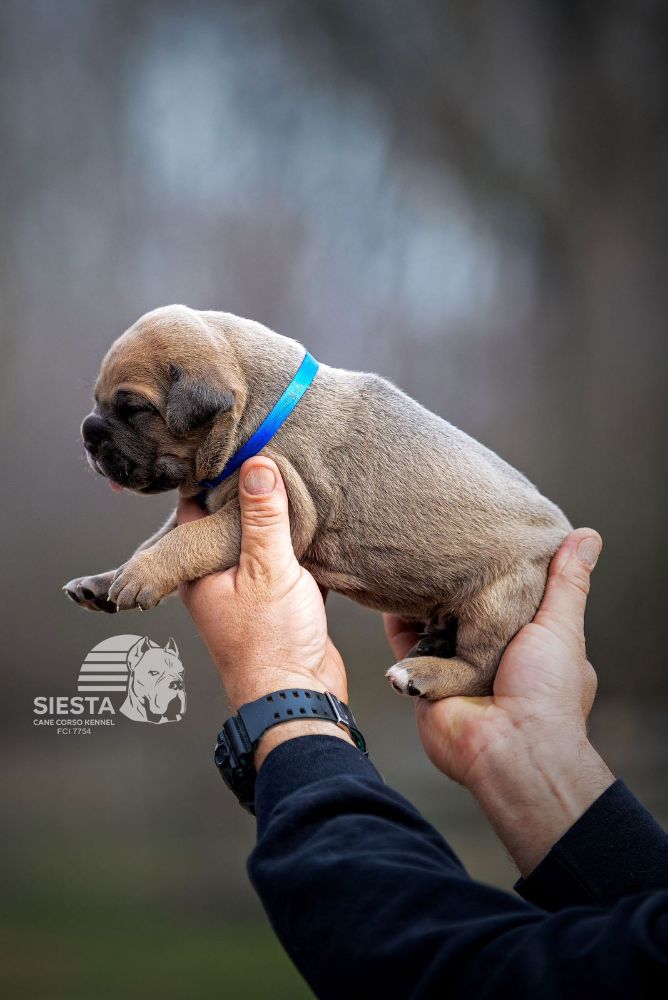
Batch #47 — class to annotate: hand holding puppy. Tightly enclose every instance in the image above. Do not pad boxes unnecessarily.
[180,456,614,874]
[385,529,615,875]
[178,458,352,766]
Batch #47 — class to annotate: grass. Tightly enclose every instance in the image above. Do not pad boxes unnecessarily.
[3,891,312,999]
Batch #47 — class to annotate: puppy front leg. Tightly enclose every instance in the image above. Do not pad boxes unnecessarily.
[107,453,319,611]
[63,510,177,613]
[108,501,243,611]
[133,510,179,554]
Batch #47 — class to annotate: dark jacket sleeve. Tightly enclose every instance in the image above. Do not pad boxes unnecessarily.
[516,779,668,911]
[247,735,668,1000]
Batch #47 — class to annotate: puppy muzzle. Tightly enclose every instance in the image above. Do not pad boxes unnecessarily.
[85,443,181,494]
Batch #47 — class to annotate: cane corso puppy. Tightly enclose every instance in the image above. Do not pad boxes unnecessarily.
[64,305,571,699]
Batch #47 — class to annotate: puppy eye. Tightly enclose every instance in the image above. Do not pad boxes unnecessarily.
[117,402,155,419]
[148,669,159,676]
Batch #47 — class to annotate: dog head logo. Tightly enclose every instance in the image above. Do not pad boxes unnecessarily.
[119,636,186,724]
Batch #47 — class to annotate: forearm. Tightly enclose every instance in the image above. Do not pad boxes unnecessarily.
[514,776,668,910]
[248,735,668,999]
[469,733,615,877]
[152,500,241,580]
[249,734,482,999]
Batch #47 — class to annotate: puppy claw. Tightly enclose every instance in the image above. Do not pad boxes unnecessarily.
[113,589,141,611]
[109,572,164,611]
[407,679,422,697]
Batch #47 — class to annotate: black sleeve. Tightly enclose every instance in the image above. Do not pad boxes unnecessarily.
[516,779,668,911]
[247,735,668,1000]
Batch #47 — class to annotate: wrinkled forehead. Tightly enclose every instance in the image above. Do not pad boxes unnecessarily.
[94,306,211,403]
[95,334,166,404]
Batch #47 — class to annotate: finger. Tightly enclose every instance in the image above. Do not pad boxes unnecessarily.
[176,496,207,525]
[238,458,295,580]
[534,528,602,637]
[384,613,421,661]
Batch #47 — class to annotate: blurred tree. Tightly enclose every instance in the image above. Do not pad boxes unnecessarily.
[266,0,668,691]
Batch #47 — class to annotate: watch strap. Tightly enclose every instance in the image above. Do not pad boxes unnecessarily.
[214,689,368,815]
[238,688,367,753]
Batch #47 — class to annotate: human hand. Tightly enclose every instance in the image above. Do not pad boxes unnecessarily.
[178,458,351,766]
[384,529,615,875]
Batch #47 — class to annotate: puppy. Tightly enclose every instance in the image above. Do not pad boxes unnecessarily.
[64,305,571,700]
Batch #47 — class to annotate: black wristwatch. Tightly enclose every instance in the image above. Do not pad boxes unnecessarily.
[214,688,368,814]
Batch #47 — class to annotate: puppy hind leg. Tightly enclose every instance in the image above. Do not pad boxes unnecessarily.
[386,616,464,698]
[410,617,459,659]
[387,654,488,699]
[386,562,547,700]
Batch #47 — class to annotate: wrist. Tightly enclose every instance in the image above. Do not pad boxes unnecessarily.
[220,669,328,713]
[469,728,615,877]
[214,687,362,813]
[254,719,354,770]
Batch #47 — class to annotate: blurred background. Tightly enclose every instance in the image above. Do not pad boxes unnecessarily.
[2,1,667,996]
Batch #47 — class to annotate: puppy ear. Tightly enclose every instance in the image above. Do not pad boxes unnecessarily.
[166,364,235,436]
[127,636,152,672]
[165,636,179,657]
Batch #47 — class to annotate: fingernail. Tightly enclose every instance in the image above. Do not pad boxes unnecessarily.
[577,536,601,569]
[244,466,276,496]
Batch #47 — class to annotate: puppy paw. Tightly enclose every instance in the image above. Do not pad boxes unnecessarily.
[386,662,425,697]
[108,553,175,611]
[386,655,493,700]
[63,571,118,613]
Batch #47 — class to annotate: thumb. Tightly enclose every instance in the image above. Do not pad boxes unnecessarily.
[238,458,295,580]
[534,528,602,637]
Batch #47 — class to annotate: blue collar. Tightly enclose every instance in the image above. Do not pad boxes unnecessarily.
[196,351,319,507]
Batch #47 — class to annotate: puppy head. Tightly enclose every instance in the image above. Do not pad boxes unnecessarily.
[81,305,246,493]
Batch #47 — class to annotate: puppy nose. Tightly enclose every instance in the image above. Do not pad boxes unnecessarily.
[169,679,183,690]
[81,414,107,453]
